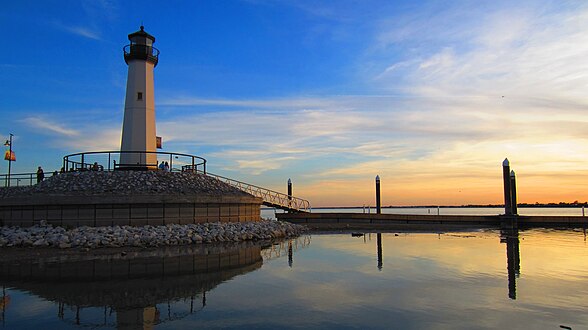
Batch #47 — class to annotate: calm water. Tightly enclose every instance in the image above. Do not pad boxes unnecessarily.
[262,207,586,220]
[1,229,587,329]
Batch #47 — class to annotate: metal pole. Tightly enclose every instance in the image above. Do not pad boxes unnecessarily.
[287,178,292,212]
[502,158,512,215]
[375,175,381,214]
[510,170,518,215]
[6,134,13,187]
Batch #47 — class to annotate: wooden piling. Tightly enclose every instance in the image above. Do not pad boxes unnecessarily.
[510,170,518,215]
[502,158,512,215]
[375,175,381,214]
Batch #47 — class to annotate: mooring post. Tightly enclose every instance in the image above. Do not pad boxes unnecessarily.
[375,175,381,214]
[510,170,518,215]
[502,158,513,216]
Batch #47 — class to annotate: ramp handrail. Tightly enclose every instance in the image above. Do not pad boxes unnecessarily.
[206,172,311,213]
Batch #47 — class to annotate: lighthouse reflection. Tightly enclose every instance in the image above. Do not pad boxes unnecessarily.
[0,242,265,329]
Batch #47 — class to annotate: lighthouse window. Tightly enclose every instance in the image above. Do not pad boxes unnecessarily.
[137,92,143,100]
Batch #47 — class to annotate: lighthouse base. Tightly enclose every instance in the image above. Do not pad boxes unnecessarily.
[0,171,262,227]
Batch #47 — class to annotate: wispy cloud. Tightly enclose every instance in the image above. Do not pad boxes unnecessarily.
[159,96,338,109]
[51,21,102,40]
[21,115,120,151]
[65,26,101,40]
[22,117,80,137]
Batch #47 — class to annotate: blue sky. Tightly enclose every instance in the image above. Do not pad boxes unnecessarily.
[2,0,588,206]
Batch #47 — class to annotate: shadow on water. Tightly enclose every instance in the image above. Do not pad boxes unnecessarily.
[0,238,310,329]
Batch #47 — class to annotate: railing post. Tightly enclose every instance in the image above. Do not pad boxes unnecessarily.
[108,153,111,171]
[287,178,292,212]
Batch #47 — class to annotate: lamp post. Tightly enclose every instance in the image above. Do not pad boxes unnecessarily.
[4,134,13,187]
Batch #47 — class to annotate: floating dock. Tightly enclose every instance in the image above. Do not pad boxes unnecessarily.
[277,213,588,230]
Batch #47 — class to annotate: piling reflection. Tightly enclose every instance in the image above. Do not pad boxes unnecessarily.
[0,242,264,329]
[500,228,521,300]
[377,233,383,271]
[352,230,522,295]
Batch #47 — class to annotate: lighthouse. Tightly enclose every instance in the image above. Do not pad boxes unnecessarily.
[120,26,159,169]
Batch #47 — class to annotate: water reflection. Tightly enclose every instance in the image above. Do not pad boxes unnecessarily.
[376,233,383,271]
[355,230,522,300]
[2,232,587,328]
[0,243,264,329]
[501,228,521,300]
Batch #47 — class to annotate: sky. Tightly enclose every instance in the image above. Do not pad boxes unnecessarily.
[2,0,588,207]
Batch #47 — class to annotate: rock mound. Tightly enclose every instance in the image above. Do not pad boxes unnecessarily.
[0,220,308,248]
[0,171,250,198]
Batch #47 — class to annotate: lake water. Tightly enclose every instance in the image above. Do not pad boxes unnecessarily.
[1,228,587,329]
[262,207,586,220]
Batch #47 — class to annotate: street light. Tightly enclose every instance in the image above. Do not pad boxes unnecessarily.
[4,133,13,187]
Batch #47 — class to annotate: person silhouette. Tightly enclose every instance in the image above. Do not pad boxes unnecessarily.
[36,166,44,183]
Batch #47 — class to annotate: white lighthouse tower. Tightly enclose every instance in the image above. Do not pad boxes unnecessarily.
[120,26,159,169]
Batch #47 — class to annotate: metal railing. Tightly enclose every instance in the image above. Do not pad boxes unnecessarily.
[5,151,310,213]
[63,151,206,173]
[123,44,159,66]
[1,172,60,187]
[206,172,311,213]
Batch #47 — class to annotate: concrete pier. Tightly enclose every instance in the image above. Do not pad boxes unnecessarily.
[277,212,588,230]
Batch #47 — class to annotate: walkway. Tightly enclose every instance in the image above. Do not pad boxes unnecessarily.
[205,172,311,213]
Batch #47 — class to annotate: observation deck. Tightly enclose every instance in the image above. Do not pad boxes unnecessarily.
[123,44,159,66]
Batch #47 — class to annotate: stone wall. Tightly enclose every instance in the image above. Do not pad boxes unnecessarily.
[0,201,261,227]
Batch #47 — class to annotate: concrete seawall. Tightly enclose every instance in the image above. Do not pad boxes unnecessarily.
[0,195,261,227]
[0,171,263,227]
[277,212,588,230]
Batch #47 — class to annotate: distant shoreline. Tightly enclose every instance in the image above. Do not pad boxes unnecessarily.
[264,203,588,210]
